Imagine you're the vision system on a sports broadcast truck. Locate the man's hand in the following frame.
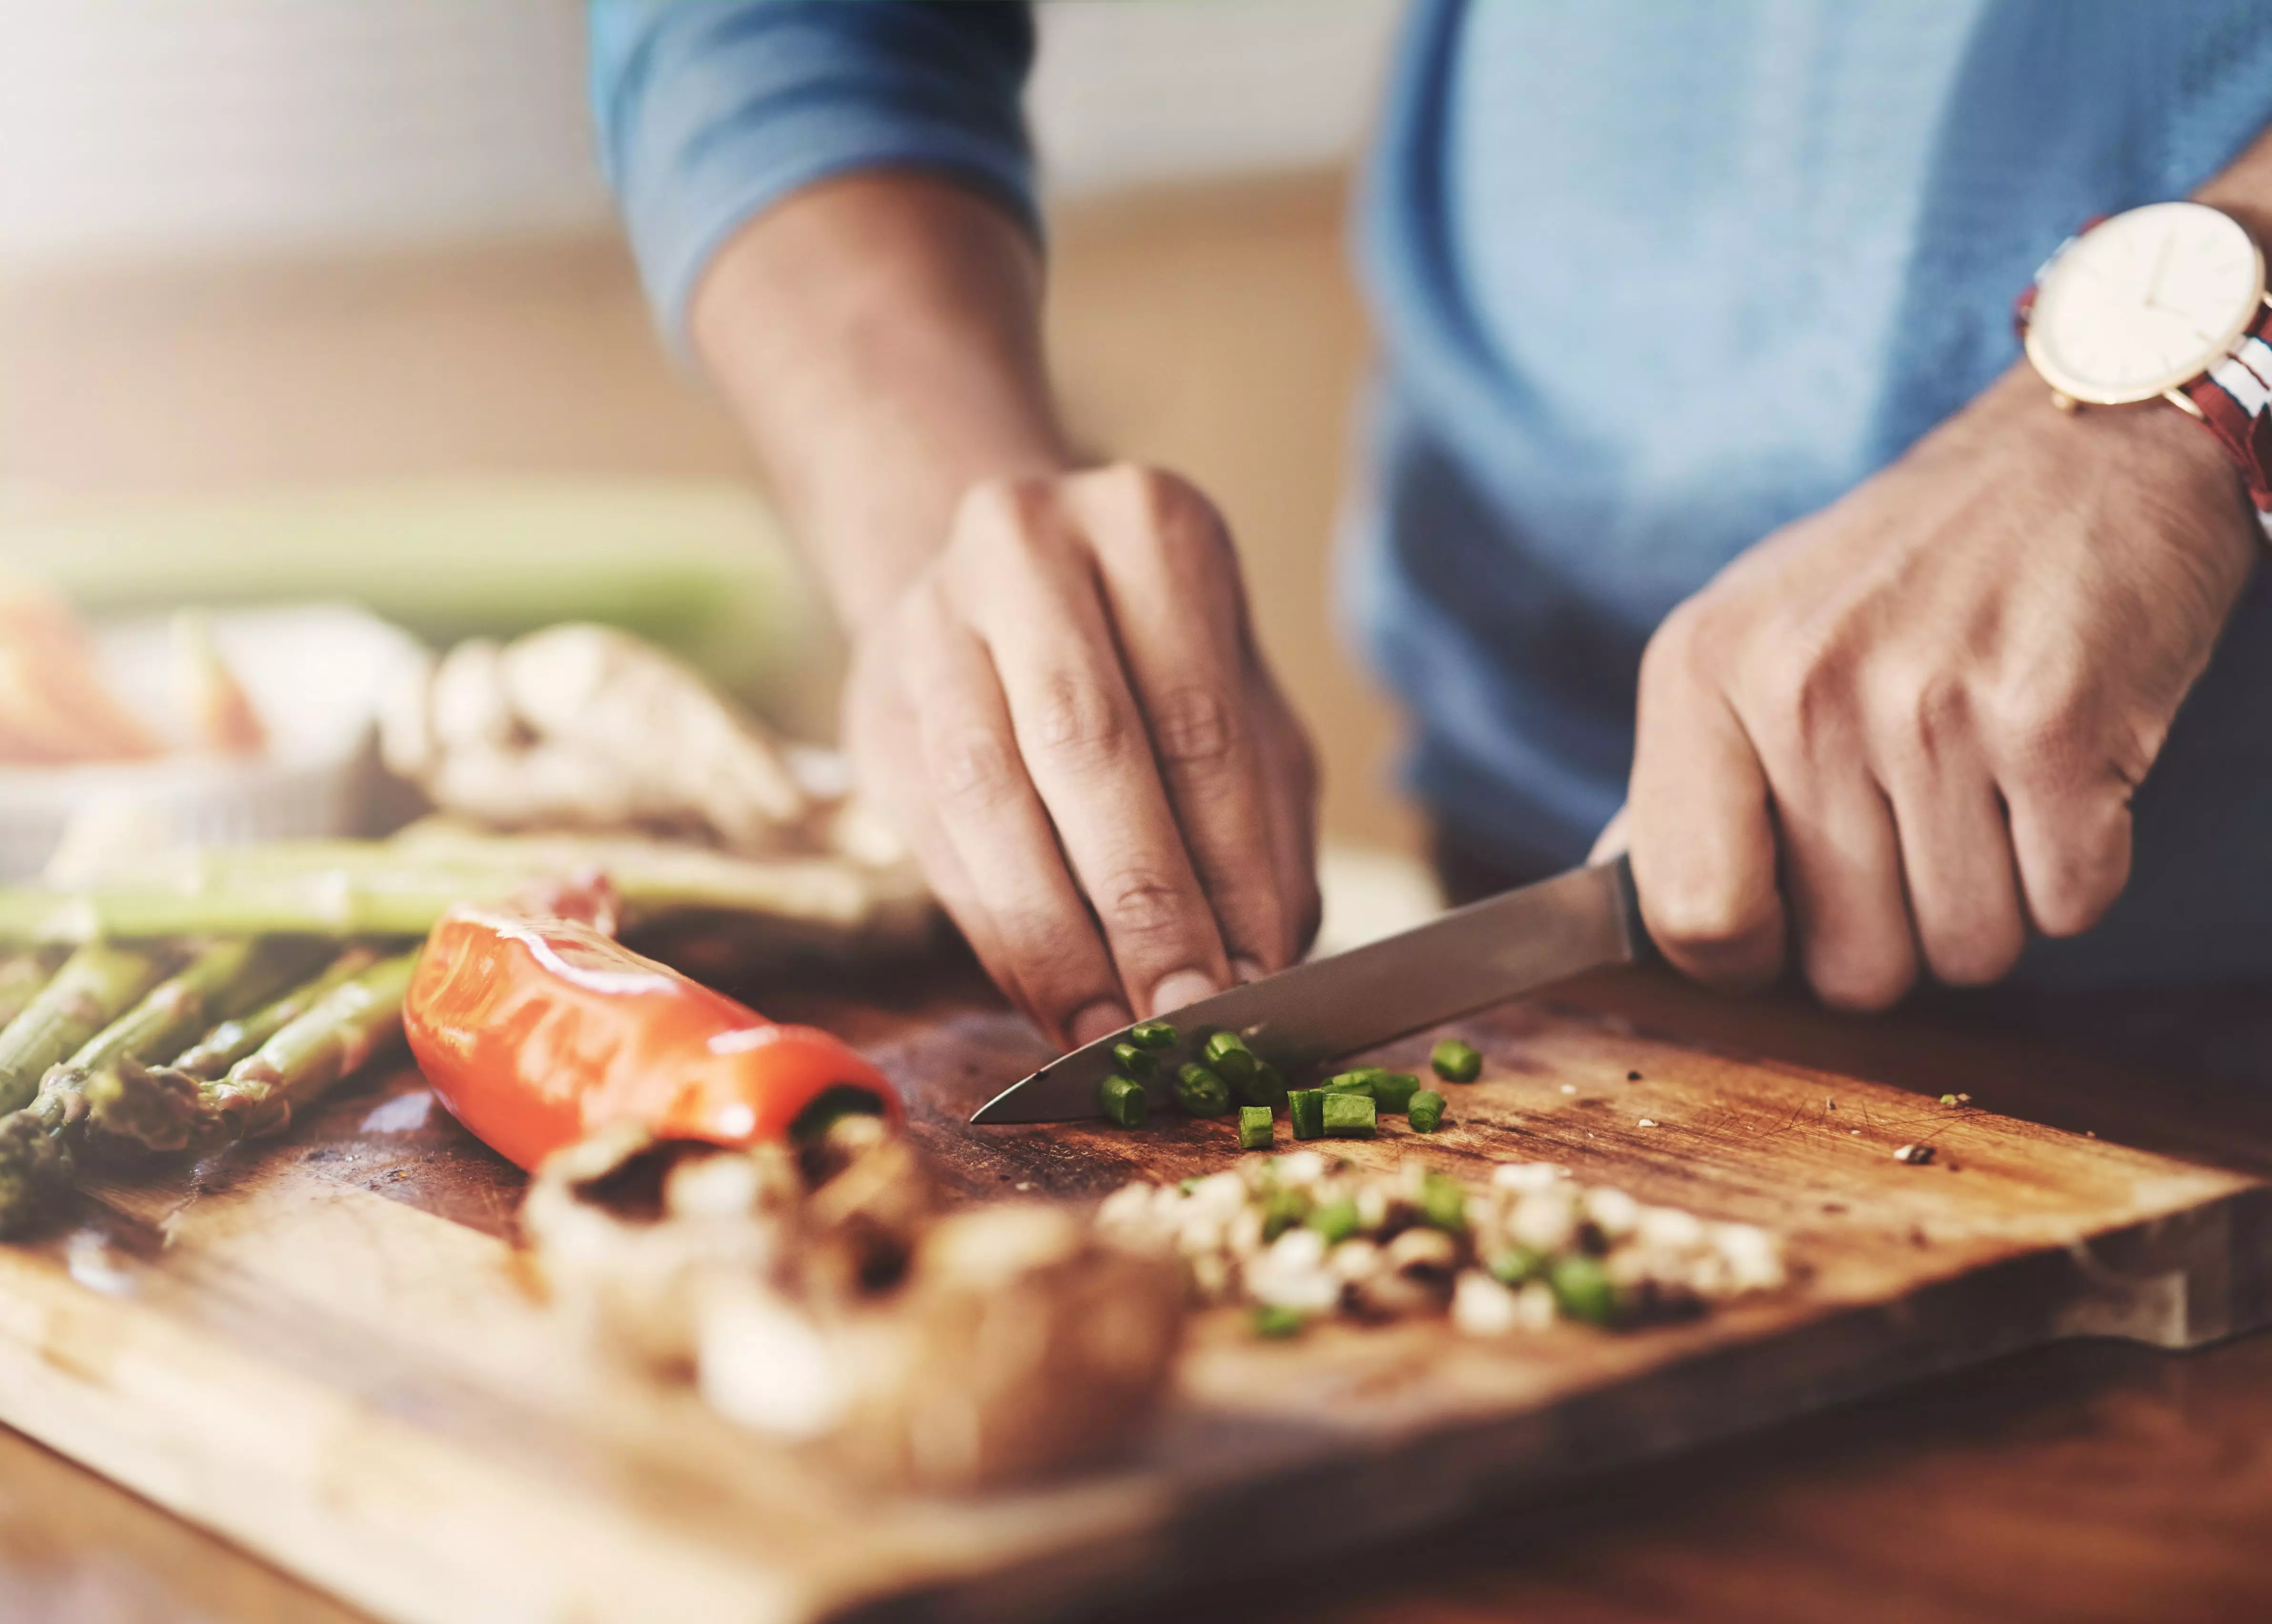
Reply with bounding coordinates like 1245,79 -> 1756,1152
1614,367 -> 2258,1008
844,463 -> 1320,1046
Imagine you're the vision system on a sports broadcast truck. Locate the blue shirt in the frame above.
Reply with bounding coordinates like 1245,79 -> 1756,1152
593,0 -> 2272,986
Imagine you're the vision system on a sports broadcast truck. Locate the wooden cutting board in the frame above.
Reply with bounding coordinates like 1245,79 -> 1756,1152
0,960 -> 2263,1624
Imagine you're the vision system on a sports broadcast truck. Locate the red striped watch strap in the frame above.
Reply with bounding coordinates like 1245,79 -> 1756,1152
2178,297 -> 2272,520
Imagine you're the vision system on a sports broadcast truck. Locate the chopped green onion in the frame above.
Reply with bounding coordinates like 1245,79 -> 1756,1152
1243,1059 -> 1290,1111
1175,1061 -> 1233,1119
1307,1195 -> 1360,1244
1488,1243 -> 1544,1285
1408,1089 -> 1447,1132
1238,1104 -> 1274,1150
1419,1170 -> 1466,1233
1288,1088 -> 1326,1140
1322,1070 -> 1376,1097
1098,1072 -> 1147,1128
1178,1176 -> 1203,1194
1939,1093 -> 1959,1105
1252,1303 -> 1307,1339
1260,1185 -> 1311,1240
1127,1019 -> 1179,1049
1208,1031 -> 1263,1095
1111,1040 -> 1157,1080
1373,1071 -> 1422,1113
1322,1093 -> 1377,1140
1431,1039 -> 1482,1083
1549,1253 -> 1618,1326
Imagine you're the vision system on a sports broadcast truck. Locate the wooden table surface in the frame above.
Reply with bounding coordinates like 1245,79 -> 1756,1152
2,963 -> 2269,1624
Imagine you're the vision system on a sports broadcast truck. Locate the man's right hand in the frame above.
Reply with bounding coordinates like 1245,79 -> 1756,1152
842,463 -> 1320,1047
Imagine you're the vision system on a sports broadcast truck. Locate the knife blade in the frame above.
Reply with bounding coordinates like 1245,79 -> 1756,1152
969,852 -> 1652,1125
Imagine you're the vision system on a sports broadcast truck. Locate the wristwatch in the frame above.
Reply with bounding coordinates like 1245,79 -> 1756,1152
2017,200 -> 2272,533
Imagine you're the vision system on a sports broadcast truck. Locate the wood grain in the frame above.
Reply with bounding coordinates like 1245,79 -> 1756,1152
0,962 -> 2263,1624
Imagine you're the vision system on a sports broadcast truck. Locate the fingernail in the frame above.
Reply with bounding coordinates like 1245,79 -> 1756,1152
1149,969 -> 1220,1016
1230,956 -> 1267,984
1068,999 -> 1131,1047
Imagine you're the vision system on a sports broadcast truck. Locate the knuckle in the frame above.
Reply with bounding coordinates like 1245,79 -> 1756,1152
1096,868 -> 1190,940
929,725 -> 1020,810
1028,671 -> 1131,767
953,475 -> 1063,565
1749,637 -> 1851,764
1150,684 -> 1241,770
1874,666 -> 1970,776
1077,463 -> 1226,564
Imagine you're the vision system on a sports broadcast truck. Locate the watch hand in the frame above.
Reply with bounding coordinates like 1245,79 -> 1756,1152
2144,228 -> 2177,306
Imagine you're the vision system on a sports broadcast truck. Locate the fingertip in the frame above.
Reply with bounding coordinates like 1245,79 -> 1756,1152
1148,968 -> 1221,1016
1067,999 -> 1132,1048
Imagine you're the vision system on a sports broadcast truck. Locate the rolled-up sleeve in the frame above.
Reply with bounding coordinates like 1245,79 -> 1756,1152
589,1 -> 1038,347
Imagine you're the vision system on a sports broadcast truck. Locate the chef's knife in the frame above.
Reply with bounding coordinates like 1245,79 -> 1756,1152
970,852 -> 1653,1125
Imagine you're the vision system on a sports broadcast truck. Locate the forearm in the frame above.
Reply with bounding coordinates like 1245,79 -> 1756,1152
2195,119 -> 2272,242
689,172 -> 1072,630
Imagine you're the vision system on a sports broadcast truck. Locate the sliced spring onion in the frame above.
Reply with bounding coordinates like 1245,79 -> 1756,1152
1099,1072 -> 1148,1129
1203,1030 -> 1257,1089
1252,1303 -> 1307,1339
1175,1061 -> 1233,1119
1288,1088 -> 1326,1140
1419,1170 -> 1466,1233
1408,1089 -> 1447,1132
1260,1184 -> 1311,1239
1237,1104 -> 1274,1150
1488,1242 -> 1544,1285
1307,1195 -> 1360,1244
1431,1039 -> 1482,1083
1111,1040 -> 1157,1081
1243,1059 -> 1290,1111
1549,1253 -> 1618,1326
1322,1092 -> 1376,1140
1373,1071 -> 1422,1113
1127,1019 -> 1179,1049
1322,1071 -> 1376,1097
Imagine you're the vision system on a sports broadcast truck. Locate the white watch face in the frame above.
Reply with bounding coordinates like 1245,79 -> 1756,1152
2026,202 -> 2265,404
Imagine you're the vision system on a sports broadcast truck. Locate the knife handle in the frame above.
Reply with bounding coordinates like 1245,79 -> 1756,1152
1605,851 -> 1660,966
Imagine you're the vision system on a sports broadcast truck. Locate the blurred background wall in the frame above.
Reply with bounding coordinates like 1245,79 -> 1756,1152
0,0 -> 1418,853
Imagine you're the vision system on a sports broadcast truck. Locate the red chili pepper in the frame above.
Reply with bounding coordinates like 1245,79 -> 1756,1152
404,904 -> 899,1171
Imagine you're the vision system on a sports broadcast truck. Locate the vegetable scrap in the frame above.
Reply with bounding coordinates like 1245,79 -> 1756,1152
526,1116 -> 1186,1490
1097,1156 -> 1787,1338
1894,1143 -> 1936,1165
1637,1118 -> 1658,1129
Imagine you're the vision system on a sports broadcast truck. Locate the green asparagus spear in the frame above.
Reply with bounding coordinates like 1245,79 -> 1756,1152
0,950 -> 63,1029
0,1109 -> 74,1239
0,835 -> 910,943
0,943 -> 172,1115
90,948 -> 419,1150
58,937 -> 318,1085
170,945 -> 380,1079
